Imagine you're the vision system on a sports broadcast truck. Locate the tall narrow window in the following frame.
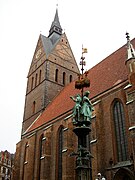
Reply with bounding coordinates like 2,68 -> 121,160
55,69 -> 58,82
39,134 -> 46,180
57,127 -> 63,180
69,75 -> 72,83
32,101 -> 36,114
31,77 -> 34,90
63,72 -> 66,85
113,100 -> 128,162
24,142 -> 29,163
22,142 -> 29,180
35,73 -> 38,87
39,70 -> 42,84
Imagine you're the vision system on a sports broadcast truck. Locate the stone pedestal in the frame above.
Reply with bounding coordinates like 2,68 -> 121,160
73,124 -> 92,180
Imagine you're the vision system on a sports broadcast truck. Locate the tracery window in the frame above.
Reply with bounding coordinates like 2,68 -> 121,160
39,134 -> 46,180
113,100 -> 128,162
57,126 -> 63,180
24,142 -> 29,164
22,142 -> 29,180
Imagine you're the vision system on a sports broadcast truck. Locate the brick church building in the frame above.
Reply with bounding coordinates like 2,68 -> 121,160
13,9 -> 135,180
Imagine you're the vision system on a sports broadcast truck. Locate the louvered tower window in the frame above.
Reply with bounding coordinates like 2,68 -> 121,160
63,72 -> 66,85
55,69 -> 58,82
31,77 -> 34,90
32,101 -> 36,114
39,70 -> 42,83
35,73 -> 38,87
69,75 -> 72,83
57,127 -> 63,180
113,100 -> 128,162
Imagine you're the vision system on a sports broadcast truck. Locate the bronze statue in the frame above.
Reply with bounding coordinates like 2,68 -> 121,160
70,91 -> 94,126
70,94 -> 82,124
81,91 -> 94,122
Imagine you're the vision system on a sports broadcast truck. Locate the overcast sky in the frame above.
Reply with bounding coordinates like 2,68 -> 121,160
0,0 -> 135,153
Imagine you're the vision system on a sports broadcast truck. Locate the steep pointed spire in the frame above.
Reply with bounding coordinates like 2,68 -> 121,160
49,8 -> 62,37
126,32 -> 135,60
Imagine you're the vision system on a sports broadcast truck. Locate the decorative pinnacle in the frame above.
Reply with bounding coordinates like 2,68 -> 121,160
125,32 -> 135,60
126,32 -> 130,41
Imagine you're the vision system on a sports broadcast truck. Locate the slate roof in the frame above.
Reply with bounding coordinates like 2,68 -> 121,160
49,8 -> 62,31
41,34 -> 60,58
27,38 -> 135,133
40,9 -> 62,58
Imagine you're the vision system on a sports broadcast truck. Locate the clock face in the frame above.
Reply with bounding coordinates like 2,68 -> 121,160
35,49 -> 42,59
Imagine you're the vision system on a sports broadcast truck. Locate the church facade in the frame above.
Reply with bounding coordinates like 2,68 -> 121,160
13,10 -> 135,180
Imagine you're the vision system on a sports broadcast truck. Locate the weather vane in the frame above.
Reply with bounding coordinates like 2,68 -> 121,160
70,47 -> 93,180
70,47 -> 93,126
75,47 -> 90,98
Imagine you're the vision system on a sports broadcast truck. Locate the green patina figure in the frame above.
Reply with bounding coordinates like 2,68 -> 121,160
70,94 -> 82,124
81,91 -> 94,122
70,91 -> 94,125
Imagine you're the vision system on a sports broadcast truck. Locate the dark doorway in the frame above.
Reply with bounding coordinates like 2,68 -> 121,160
113,168 -> 134,180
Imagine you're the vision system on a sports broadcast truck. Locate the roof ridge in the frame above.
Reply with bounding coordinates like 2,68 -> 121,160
27,38 -> 135,133
88,39 -> 130,72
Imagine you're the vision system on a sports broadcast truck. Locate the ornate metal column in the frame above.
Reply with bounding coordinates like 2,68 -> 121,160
70,48 -> 93,180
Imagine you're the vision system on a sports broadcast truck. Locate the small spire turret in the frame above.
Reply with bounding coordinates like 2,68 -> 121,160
126,32 -> 135,60
125,33 -> 135,85
48,8 -> 62,37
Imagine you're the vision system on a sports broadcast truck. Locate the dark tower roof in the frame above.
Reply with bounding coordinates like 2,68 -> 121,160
49,9 -> 62,37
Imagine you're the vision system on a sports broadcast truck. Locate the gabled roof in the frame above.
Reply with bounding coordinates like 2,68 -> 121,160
27,38 -> 135,133
28,33 -> 61,76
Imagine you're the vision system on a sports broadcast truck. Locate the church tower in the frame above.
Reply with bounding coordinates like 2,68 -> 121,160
22,9 -> 79,134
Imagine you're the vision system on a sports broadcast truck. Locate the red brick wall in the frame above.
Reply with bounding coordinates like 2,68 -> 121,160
22,34 -> 79,134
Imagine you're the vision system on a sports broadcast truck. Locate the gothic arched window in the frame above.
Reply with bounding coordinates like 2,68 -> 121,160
39,134 -> 46,180
24,142 -> 29,163
32,101 -> 36,114
22,142 -> 29,180
63,72 -> 66,85
39,70 -> 42,84
69,75 -> 72,83
57,126 -> 63,180
35,73 -> 38,87
31,77 -> 34,90
113,100 -> 128,162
